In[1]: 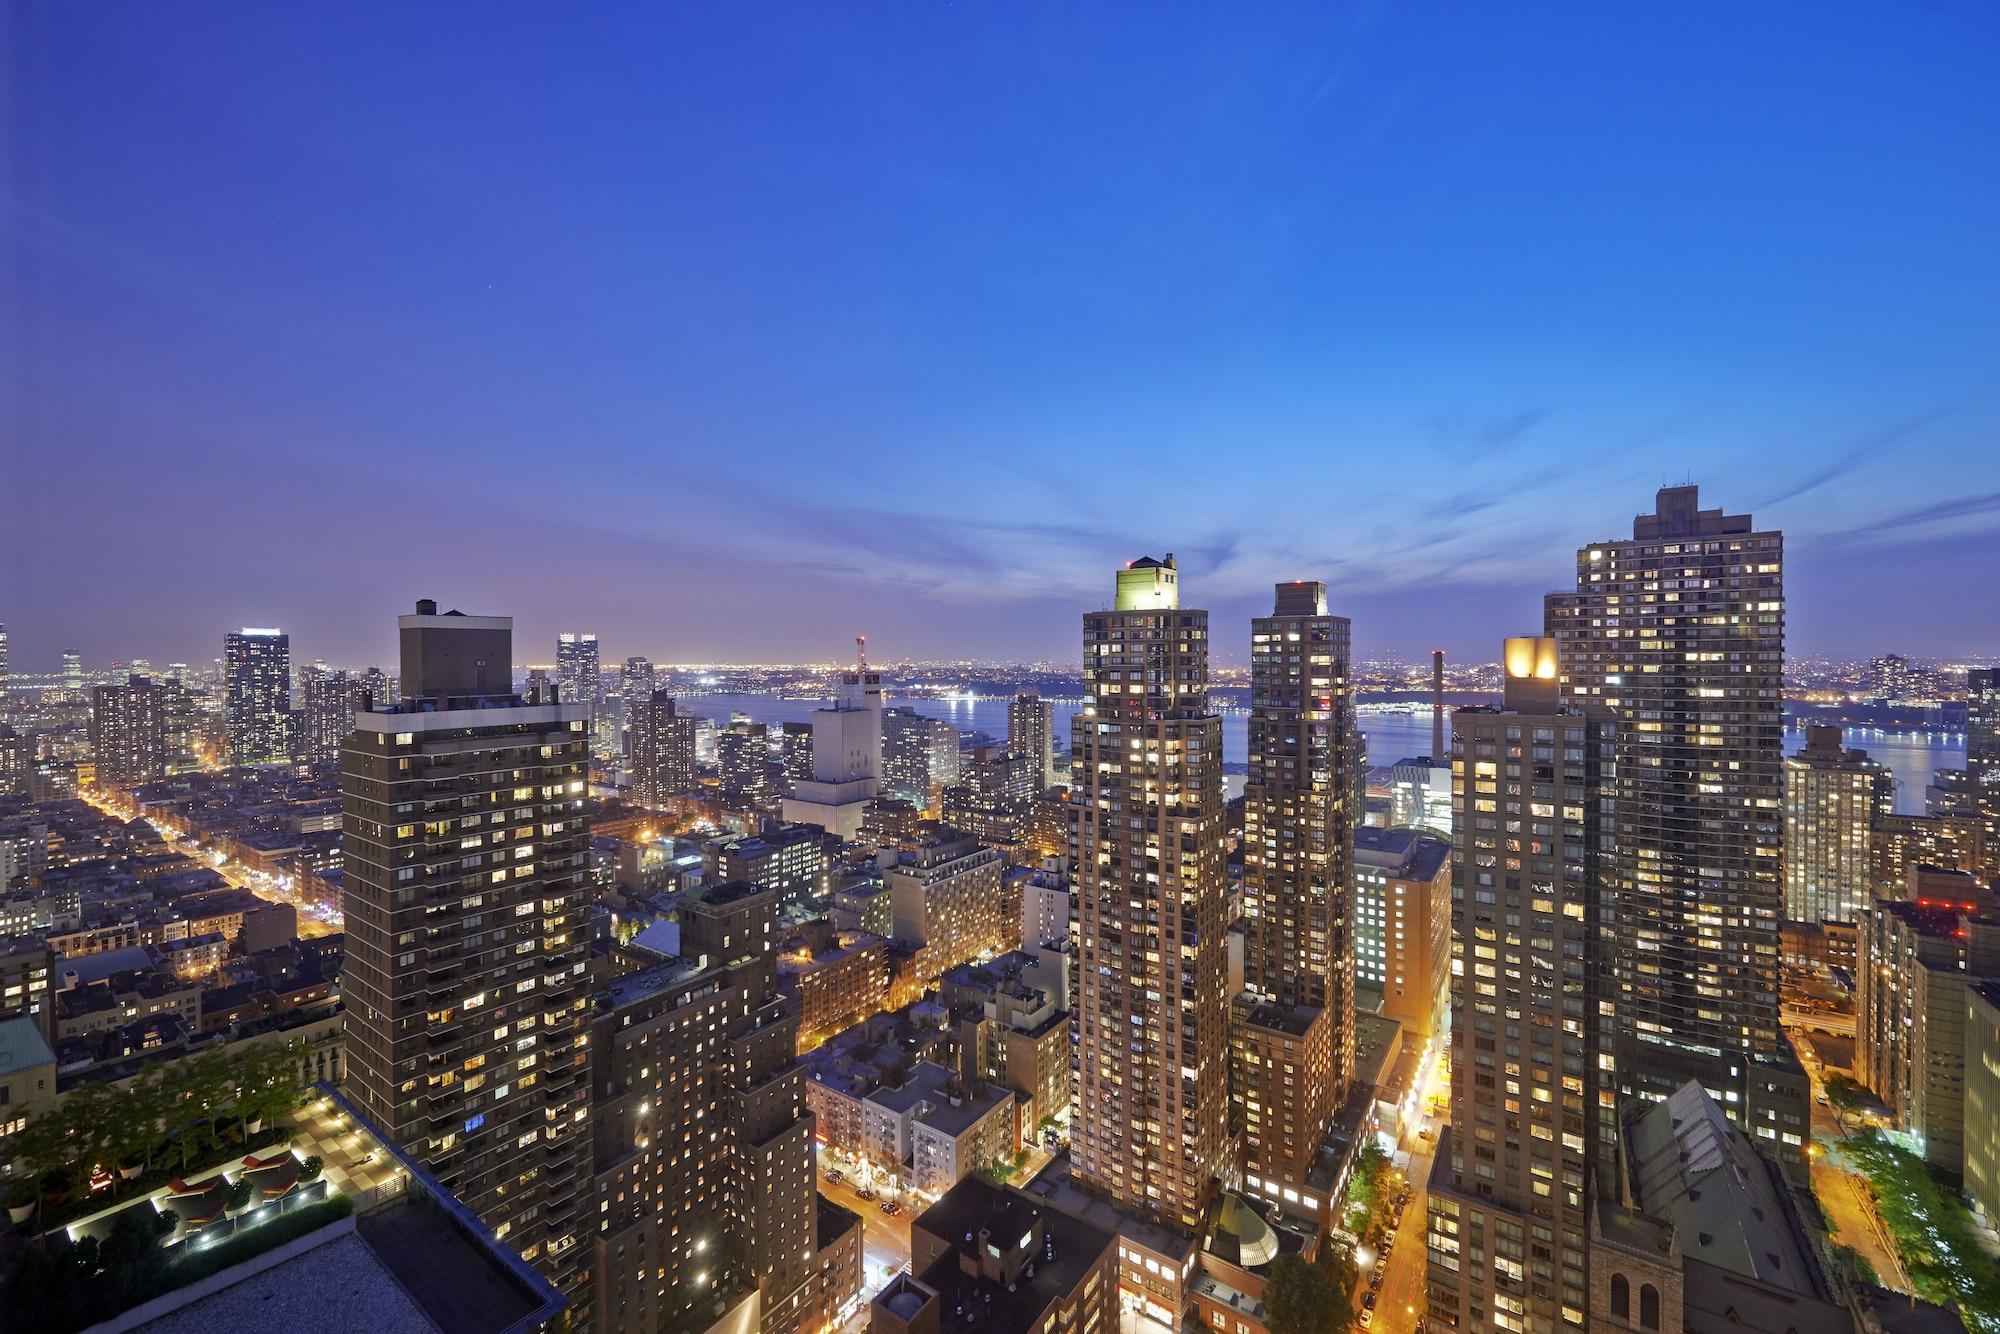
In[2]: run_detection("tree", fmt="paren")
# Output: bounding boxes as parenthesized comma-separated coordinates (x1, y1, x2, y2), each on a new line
(1264, 1253, 1346, 1334)
(231, 1040, 306, 1133)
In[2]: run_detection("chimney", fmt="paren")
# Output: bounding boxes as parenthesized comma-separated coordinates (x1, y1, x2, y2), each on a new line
(1431, 650, 1445, 761)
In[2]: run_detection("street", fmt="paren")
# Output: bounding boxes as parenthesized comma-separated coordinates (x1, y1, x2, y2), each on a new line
(1790, 1028, 1909, 1292)
(815, 1155, 913, 1295)
(79, 785, 343, 938)
(1366, 1136, 1436, 1334)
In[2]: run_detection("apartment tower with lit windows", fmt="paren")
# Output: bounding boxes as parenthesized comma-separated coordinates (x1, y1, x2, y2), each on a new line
(1425, 637, 1612, 1333)
(1233, 580, 1357, 1199)
(1069, 555, 1230, 1231)
(1544, 486, 1810, 1178)
(339, 600, 593, 1301)
(224, 627, 293, 765)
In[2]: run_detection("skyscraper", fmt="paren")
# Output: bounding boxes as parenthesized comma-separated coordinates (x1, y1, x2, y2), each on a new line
(628, 691, 696, 805)
(556, 631, 601, 733)
(716, 716, 771, 805)
(1234, 581, 1357, 1198)
(1545, 485, 1808, 1174)
(340, 600, 591, 1300)
(1007, 690, 1057, 791)
(1782, 725, 1892, 924)
(1070, 555, 1229, 1231)
(90, 674, 168, 786)
(882, 706, 960, 811)
(301, 662, 367, 762)
(618, 655, 654, 754)
(1426, 637, 1612, 1333)
(223, 628, 293, 765)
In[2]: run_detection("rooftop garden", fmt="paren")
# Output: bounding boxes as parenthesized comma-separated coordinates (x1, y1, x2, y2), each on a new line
(4, 1039, 309, 1235)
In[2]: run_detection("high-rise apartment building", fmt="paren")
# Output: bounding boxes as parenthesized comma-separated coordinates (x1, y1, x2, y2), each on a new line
(717, 717, 771, 805)
(301, 662, 367, 762)
(339, 600, 592, 1301)
(1426, 637, 1612, 1334)
(628, 691, 696, 805)
(1070, 555, 1229, 1231)
(223, 628, 293, 766)
(1545, 486, 1808, 1173)
(591, 878, 855, 1334)
(1007, 690, 1058, 791)
(618, 656, 654, 754)
(882, 707, 960, 811)
(1234, 581, 1357, 1198)
(556, 631, 601, 737)
(777, 722, 814, 796)
(1969, 668, 2000, 792)
(1781, 725, 1892, 924)
(90, 674, 168, 786)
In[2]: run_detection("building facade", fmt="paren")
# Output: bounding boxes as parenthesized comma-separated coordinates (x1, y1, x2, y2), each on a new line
(339, 601, 592, 1301)
(224, 628, 293, 766)
(1234, 580, 1356, 1197)
(1426, 638, 1610, 1334)
(1544, 486, 1808, 1176)
(1069, 555, 1230, 1232)
(1008, 690, 1058, 792)
(1781, 725, 1891, 924)
(628, 691, 697, 806)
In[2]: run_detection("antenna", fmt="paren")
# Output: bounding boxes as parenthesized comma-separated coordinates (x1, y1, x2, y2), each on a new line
(856, 634, 869, 673)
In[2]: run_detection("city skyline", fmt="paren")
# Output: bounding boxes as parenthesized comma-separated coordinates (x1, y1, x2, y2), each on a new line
(9, 6, 2000, 667)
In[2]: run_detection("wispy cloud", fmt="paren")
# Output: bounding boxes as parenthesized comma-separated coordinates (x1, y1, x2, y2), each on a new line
(1755, 407, 1955, 508)
(1825, 491, 2000, 542)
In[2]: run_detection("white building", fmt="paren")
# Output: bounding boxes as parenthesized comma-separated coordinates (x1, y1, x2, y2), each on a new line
(783, 643, 885, 839)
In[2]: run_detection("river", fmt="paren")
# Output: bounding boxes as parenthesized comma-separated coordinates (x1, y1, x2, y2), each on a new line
(671, 692, 1965, 817)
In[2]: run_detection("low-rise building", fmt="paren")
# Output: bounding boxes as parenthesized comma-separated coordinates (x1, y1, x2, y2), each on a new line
(778, 920, 888, 1051)
(872, 1174, 1118, 1334)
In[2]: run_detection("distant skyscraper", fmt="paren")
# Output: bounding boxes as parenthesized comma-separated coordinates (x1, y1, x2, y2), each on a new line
(1783, 725, 1893, 924)
(90, 674, 168, 785)
(301, 662, 366, 762)
(1235, 580, 1357, 1200)
(628, 691, 696, 805)
(0, 621, 9, 709)
(1426, 636, 1613, 1334)
(60, 649, 82, 690)
(556, 630, 600, 720)
(619, 655, 654, 753)
(1969, 668, 2000, 792)
(882, 706, 959, 811)
(223, 628, 293, 765)
(716, 717, 770, 804)
(1546, 485, 1808, 1174)
(1007, 690, 1057, 791)
(781, 641, 883, 840)
(1071, 555, 1229, 1231)
(340, 600, 590, 1301)
(777, 721, 814, 796)
(1871, 652, 1920, 702)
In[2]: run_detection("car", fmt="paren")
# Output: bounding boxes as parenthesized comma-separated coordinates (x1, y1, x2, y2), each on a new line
(1359, 1311, 1373, 1328)
(826, 1170, 845, 1183)
(1363, 1293, 1377, 1311)
(1368, 1271, 1384, 1291)
(880, 1200, 897, 1215)
(858, 1188, 877, 1202)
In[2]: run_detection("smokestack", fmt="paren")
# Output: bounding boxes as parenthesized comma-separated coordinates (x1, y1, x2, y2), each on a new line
(1432, 649, 1445, 761)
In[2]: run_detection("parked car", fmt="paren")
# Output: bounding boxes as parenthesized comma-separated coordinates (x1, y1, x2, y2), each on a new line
(1363, 1293, 1377, 1311)
(826, 1170, 845, 1184)
(858, 1188, 877, 1202)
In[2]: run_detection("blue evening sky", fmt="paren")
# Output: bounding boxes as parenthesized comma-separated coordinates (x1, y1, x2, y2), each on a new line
(5, 4, 1998, 669)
